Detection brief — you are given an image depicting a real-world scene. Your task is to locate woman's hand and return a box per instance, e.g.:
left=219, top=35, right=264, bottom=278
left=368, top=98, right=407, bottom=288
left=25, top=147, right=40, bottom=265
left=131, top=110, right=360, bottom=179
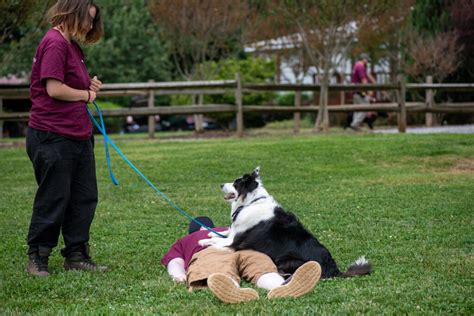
left=87, top=90, right=97, bottom=103
left=89, top=76, right=102, bottom=92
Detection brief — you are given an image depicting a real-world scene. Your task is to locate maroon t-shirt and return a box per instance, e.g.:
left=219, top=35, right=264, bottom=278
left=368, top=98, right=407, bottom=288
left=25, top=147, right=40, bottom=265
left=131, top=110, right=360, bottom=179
left=161, top=227, right=228, bottom=270
left=29, top=29, right=92, bottom=140
left=351, top=61, right=367, bottom=84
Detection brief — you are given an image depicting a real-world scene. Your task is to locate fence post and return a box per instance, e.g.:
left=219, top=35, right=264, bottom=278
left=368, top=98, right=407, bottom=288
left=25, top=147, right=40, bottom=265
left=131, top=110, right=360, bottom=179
left=397, top=75, right=407, bottom=133
left=147, top=80, right=155, bottom=139
left=235, top=73, right=243, bottom=137
left=0, top=98, right=3, bottom=139
left=195, top=94, right=204, bottom=133
left=294, top=90, right=301, bottom=134
left=425, top=76, right=434, bottom=127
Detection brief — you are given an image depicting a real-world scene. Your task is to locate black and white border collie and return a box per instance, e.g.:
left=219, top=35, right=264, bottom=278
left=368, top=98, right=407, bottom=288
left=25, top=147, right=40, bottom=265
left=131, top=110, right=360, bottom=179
left=199, top=167, right=372, bottom=279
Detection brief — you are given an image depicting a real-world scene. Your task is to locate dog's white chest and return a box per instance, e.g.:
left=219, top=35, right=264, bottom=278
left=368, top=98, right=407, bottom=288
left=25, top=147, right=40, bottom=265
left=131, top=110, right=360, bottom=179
left=232, top=201, right=275, bottom=234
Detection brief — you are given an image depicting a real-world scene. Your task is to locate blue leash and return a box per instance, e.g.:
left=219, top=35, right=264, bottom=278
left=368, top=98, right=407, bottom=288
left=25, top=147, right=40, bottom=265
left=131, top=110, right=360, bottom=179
left=87, top=101, right=226, bottom=238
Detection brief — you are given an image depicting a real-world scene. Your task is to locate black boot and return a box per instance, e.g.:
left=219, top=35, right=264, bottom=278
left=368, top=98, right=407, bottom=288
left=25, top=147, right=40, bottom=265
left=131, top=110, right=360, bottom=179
left=26, top=246, right=51, bottom=277
left=63, top=244, right=108, bottom=272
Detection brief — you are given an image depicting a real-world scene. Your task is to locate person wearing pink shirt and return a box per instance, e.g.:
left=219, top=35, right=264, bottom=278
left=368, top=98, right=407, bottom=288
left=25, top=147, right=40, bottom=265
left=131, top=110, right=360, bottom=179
left=349, top=53, right=377, bottom=130
left=162, top=217, right=322, bottom=304
left=26, top=0, right=107, bottom=277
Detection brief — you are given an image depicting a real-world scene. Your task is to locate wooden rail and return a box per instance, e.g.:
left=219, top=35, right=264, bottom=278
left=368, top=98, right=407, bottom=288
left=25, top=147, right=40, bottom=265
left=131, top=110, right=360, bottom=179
left=1, top=76, right=473, bottom=138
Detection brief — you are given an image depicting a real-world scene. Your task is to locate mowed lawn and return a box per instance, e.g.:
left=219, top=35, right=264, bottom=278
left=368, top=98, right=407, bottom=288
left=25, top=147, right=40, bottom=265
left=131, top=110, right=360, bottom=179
left=0, top=133, right=473, bottom=314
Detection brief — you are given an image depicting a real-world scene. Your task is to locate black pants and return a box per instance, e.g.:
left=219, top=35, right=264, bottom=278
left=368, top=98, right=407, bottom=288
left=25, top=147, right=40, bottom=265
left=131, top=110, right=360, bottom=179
left=26, top=127, right=98, bottom=257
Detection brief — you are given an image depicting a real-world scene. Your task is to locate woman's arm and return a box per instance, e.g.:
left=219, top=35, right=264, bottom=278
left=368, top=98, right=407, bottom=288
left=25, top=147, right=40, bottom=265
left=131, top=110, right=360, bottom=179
left=166, top=258, right=186, bottom=283
left=46, top=79, right=96, bottom=102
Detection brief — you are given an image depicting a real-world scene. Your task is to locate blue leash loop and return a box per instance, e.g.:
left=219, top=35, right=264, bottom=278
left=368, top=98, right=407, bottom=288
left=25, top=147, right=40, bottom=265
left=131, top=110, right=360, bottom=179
left=87, top=101, right=226, bottom=238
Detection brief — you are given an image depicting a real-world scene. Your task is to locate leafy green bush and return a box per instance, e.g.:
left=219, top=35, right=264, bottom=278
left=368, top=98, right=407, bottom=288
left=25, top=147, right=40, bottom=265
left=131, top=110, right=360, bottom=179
left=268, top=92, right=315, bottom=122
left=173, top=57, right=276, bottom=129
left=206, top=56, right=275, bottom=105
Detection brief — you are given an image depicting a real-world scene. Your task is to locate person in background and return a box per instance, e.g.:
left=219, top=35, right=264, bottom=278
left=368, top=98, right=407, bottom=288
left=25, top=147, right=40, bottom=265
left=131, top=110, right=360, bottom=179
left=26, top=0, right=107, bottom=277
left=162, top=216, right=322, bottom=304
left=349, top=53, right=377, bottom=131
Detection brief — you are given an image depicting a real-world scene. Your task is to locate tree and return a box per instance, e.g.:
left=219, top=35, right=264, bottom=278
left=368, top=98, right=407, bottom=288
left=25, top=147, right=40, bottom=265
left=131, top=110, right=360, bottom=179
left=0, top=0, right=53, bottom=77
left=0, top=0, right=170, bottom=88
left=410, top=0, right=473, bottom=102
left=405, top=31, right=462, bottom=83
left=0, top=0, right=52, bottom=44
left=448, top=0, right=474, bottom=102
left=246, top=0, right=407, bottom=131
left=354, top=0, right=414, bottom=83
left=149, top=0, right=250, bottom=132
left=85, top=0, right=170, bottom=84
left=148, top=0, right=248, bottom=80
left=411, top=0, right=452, bottom=35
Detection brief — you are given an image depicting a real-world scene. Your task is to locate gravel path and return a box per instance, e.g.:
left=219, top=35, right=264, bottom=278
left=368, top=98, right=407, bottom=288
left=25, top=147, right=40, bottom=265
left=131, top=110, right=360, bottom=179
left=373, top=125, right=474, bottom=134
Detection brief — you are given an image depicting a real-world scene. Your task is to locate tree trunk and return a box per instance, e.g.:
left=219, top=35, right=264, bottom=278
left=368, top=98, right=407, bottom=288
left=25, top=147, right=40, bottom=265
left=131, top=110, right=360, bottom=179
left=314, top=73, right=329, bottom=132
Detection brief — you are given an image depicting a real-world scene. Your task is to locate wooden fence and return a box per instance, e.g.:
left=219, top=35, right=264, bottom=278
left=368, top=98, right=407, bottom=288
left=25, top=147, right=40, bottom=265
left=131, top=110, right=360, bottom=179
left=0, top=74, right=473, bottom=138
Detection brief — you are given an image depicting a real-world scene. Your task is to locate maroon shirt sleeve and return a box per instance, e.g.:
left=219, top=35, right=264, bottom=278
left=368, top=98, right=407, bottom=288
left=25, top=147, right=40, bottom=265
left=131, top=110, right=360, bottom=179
left=39, top=40, right=68, bottom=86
left=160, top=227, right=228, bottom=269
left=161, top=238, right=184, bottom=267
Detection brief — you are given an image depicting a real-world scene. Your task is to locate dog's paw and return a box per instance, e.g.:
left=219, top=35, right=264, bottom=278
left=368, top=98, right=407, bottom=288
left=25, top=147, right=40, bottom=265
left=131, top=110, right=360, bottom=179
left=198, top=239, right=208, bottom=246
left=198, top=238, right=214, bottom=247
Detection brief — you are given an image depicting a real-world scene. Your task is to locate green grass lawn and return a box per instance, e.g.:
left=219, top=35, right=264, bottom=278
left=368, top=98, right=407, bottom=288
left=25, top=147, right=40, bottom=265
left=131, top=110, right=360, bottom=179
left=1, top=132, right=473, bottom=314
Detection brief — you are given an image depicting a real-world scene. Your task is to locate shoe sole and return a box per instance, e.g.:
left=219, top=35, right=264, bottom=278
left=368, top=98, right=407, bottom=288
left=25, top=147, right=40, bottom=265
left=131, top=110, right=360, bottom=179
left=207, top=273, right=259, bottom=304
left=267, top=261, right=321, bottom=299
left=26, top=267, right=49, bottom=277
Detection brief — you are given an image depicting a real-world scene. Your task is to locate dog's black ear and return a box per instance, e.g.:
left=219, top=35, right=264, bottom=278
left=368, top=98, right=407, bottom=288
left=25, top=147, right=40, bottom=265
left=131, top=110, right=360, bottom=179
left=252, top=166, right=260, bottom=178
left=243, top=174, right=259, bottom=193
left=235, top=173, right=259, bottom=199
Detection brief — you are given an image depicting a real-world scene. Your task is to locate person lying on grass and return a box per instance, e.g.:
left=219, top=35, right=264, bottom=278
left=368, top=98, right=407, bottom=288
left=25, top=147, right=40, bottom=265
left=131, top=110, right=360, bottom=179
left=161, top=216, right=322, bottom=304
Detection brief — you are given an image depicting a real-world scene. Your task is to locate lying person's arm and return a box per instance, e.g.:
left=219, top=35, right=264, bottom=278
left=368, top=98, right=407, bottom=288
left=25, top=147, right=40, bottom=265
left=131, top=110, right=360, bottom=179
left=162, top=237, right=187, bottom=283
left=167, top=258, right=186, bottom=283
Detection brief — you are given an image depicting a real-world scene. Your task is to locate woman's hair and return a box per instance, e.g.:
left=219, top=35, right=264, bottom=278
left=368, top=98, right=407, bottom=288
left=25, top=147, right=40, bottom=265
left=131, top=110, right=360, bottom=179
left=47, top=0, right=103, bottom=44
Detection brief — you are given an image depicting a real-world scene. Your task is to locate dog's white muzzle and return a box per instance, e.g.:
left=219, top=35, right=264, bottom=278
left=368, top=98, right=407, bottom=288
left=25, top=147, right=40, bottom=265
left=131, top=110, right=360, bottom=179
left=221, top=183, right=237, bottom=201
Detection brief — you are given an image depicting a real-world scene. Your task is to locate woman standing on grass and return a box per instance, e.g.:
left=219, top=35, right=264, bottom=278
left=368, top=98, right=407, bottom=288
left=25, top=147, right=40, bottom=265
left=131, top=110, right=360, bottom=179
left=26, top=0, right=107, bottom=276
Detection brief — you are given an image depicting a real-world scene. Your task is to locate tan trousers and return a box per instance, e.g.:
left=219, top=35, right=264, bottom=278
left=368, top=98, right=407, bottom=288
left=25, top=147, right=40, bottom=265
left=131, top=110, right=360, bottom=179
left=351, top=94, right=371, bottom=128
left=187, top=247, right=278, bottom=289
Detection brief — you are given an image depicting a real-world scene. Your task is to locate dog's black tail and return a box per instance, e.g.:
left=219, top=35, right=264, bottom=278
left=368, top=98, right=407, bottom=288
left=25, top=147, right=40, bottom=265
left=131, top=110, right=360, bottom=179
left=342, top=256, right=372, bottom=277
